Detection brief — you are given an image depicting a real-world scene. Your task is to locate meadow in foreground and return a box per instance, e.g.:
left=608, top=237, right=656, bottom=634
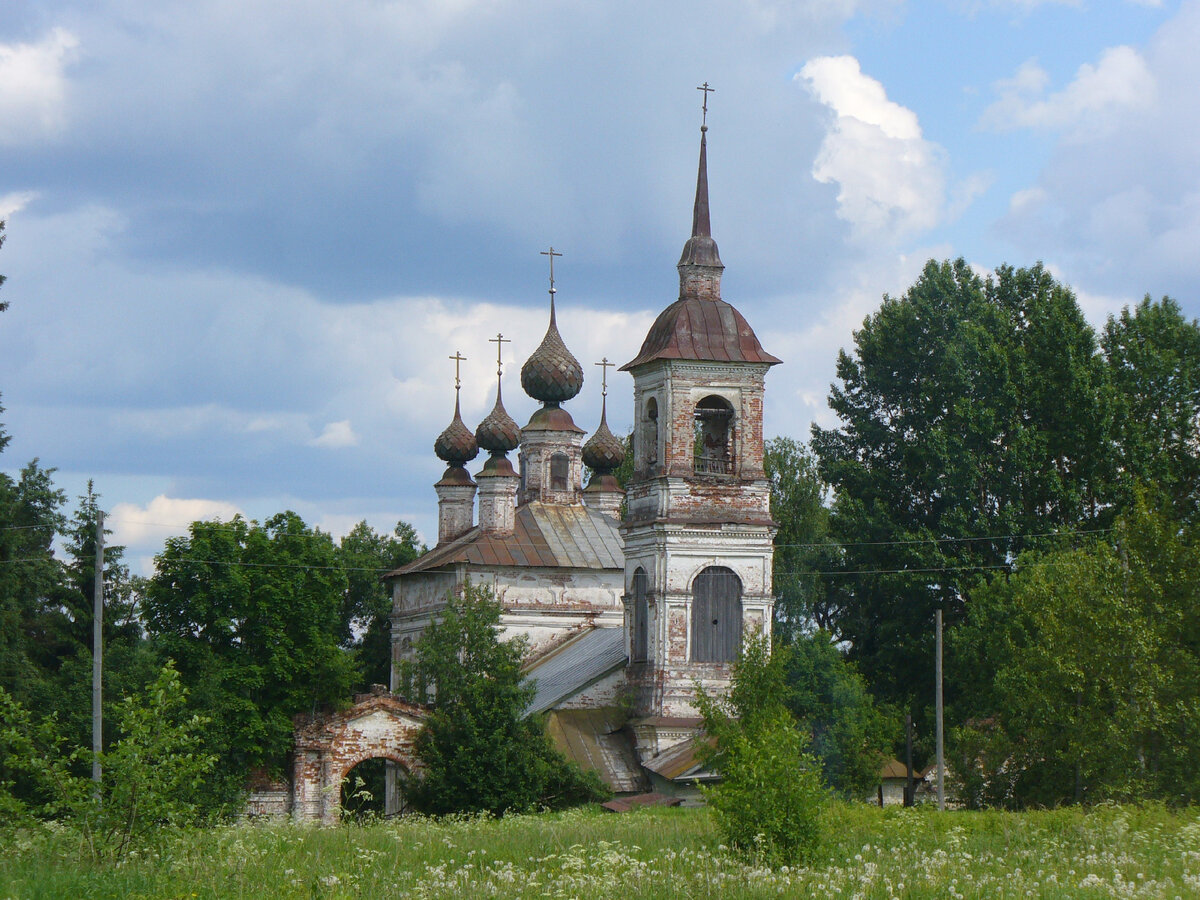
left=2, top=802, right=1198, bottom=899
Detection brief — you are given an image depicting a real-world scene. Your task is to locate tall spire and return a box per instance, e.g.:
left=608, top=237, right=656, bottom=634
left=678, top=82, right=723, bottom=270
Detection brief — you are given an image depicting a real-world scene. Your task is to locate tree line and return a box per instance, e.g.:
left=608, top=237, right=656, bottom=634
left=768, top=259, right=1200, bottom=807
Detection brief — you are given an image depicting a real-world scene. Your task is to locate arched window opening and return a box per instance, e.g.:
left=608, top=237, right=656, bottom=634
left=642, top=397, right=659, bottom=471
left=631, top=568, right=649, bottom=663
left=694, top=395, right=734, bottom=475
left=691, top=566, right=742, bottom=662
left=550, top=452, right=570, bottom=491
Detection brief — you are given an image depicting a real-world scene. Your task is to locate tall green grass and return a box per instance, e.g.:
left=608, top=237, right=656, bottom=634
left=2, top=802, right=1198, bottom=898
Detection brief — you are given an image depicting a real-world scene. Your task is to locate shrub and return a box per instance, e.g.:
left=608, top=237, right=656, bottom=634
left=399, top=582, right=608, bottom=815
left=696, top=635, right=827, bottom=865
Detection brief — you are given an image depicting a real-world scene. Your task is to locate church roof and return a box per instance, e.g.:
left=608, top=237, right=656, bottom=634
left=621, top=295, right=781, bottom=370
left=524, top=627, right=626, bottom=716
left=386, top=500, right=622, bottom=577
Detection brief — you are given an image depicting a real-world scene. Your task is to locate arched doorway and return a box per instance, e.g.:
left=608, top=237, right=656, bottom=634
left=339, top=756, right=411, bottom=821
left=292, top=693, right=425, bottom=824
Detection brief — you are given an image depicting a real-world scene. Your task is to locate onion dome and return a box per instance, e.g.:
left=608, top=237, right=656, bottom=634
left=434, top=398, right=479, bottom=466
left=521, top=294, right=584, bottom=404
left=476, top=384, right=521, bottom=455
left=582, top=405, right=625, bottom=475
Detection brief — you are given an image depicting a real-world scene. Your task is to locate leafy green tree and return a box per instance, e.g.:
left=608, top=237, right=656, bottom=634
left=0, top=456, right=67, bottom=712
left=812, top=259, right=1108, bottom=705
left=399, top=582, right=607, bottom=815
left=763, top=437, right=836, bottom=636
left=0, top=663, right=215, bottom=859
left=1101, top=296, right=1200, bottom=524
left=144, top=512, right=355, bottom=787
left=950, top=496, right=1200, bottom=807
left=22, top=485, right=157, bottom=753
left=696, top=636, right=827, bottom=866
left=779, top=631, right=894, bottom=799
left=336, top=520, right=422, bottom=689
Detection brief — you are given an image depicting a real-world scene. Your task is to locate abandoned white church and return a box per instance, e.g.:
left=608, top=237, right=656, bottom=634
left=283, top=111, right=783, bottom=822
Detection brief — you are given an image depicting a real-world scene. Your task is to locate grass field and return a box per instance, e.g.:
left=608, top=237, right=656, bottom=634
left=2, top=802, right=1198, bottom=899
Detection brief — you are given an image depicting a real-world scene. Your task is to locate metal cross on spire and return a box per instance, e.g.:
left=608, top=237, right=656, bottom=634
left=488, top=333, right=510, bottom=381
left=449, top=350, right=467, bottom=393
left=594, top=357, right=613, bottom=398
left=697, top=81, right=715, bottom=130
left=540, top=246, right=563, bottom=296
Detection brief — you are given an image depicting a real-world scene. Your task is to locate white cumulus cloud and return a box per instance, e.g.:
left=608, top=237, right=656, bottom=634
left=0, top=28, right=79, bottom=145
left=981, top=46, right=1156, bottom=135
left=109, top=494, right=244, bottom=570
left=798, top=55, right=948, bottom=241
left=309, top=419, right=360, bottom=449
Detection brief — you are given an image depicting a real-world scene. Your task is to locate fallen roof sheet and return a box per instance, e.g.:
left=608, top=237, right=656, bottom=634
left=524, top=628, right=626, bottom=716
left=545, top=708, right=649, bottom=795
left=601, top=792, right=683, bottom=813
left=641, top=734, right=719, bottom=782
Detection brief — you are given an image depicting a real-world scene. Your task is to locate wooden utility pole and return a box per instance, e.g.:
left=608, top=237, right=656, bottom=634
left=905, top=714, right=914, bottom=807
left=936, top=608, right=945, bottom=811
left=92, top=511, right=104, bottom=791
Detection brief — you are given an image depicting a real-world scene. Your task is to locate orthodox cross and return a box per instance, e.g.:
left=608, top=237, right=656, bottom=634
left=540, top=246, right=562, bottom=295
left=488, top=333, right=510, bottom=379
left=697, top=82, right=715, bottom=129
left=594, top=357, right=613, bottom=398
left=449, top=350, right=466, bottom=393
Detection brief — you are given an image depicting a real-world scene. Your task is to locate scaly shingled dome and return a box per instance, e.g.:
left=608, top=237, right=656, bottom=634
left=434, top=400, right=479, bottom=465
left=475, top=386, right=521, bottom=454
left=582, top=405, right=625, bottom=474
left=521, top=300, right=584, bottom=404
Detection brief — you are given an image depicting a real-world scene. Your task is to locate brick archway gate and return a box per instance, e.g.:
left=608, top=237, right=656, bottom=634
left=292, top=691, right=426, bottom=824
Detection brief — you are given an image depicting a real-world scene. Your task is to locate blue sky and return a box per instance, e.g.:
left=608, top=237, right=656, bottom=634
left=1, top=0, right=1196, bottom=571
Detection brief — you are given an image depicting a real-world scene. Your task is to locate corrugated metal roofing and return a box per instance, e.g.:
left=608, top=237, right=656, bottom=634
left=524, top=628, right=626, bottom=716
left=545, top=708, right=648, bottom=794
left=386, top=501, right=622, bottom=578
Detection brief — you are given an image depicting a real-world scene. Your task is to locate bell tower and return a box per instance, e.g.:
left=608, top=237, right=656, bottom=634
left=619, top=91, right=780, bottom=750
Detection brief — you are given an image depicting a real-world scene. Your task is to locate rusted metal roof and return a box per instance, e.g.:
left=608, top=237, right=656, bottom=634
left=620, top=296, right=781, bottom=371
left=386, top=501, right=623, bottom=578
left=524, top=628, right=626, bottom=716
left=545, top=708, right=648, bottom=794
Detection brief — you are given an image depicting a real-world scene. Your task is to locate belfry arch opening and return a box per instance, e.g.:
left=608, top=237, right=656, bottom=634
left=642, top=397, right=659, bottom=472
left=691, top=566, right=742, bottom=662
left=694, top=395, right=734, bottom=475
